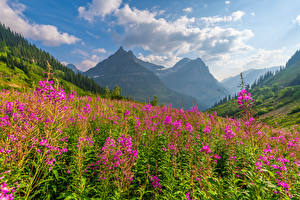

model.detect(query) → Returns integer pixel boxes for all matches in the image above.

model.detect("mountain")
[66,63,81,74]
[0,23,104,95]
[209,50,300,128]
[221,66,281,95]
[148,58,228,109]
[85,47,201,109]
[136,59,165,73]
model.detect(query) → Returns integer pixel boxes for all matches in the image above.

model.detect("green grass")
[209,85,300,129]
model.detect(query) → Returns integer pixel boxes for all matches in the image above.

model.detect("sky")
[1,0,300,80]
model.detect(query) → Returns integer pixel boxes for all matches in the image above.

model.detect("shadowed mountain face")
[85,47,203,110]
[221,66,281,95]
[141,58,228,109]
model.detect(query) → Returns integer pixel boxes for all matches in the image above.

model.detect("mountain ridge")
[147,57,228,108]
[85,47,202,109]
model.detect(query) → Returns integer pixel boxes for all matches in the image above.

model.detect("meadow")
[0,80,299,199]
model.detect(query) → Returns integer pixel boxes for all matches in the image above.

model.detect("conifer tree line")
[213,67,284,107]
[0,23,104,94]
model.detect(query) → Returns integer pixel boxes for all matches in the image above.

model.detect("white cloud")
[72,49,89,57]
[294,15,300,26]
[72,48,104,71]
[78,54,101,71]
[200,11,245,25]
[80,59,99,71]
[61,61,68,66]
[78,0,122,22]
[183,7,192,13]
[210,47,294,80]
[138,53,181,67]
[113,5,252,67]
[251,12,255,16]
[93,48,107,53]
[225,1,231,5]
[0,0,80,46]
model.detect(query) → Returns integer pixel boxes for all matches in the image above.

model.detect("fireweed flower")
[237,89,254,109]
[185,122,193,133]
[0,181,15,200]
[186,192,191,200]
[203,126,211,134]
[36,80,66,102]
[124,109,130,119]
[150,175,161,189]
[97,135,138,183]
[164,115,172,125]
[255,161,263,170]
[200,145,211,154]
[172,120,182,130]
[6,102,13,113]
[224,125,236,140]
[276,179,290,190]
[0,115,10,127]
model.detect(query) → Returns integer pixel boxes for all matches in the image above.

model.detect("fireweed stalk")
[94,135,138,193]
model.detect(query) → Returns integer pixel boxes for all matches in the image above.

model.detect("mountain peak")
[115,46,126,54]
[119,46,124,51]
[66,63,81,73]
[111,47,136,60]
[194,57,207,67]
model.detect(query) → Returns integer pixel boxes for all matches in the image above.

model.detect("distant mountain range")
[84,47,201,109]
[66,63,81,74]
[144,57,229,108]
[86,47,290,110]
[221,66,281,95]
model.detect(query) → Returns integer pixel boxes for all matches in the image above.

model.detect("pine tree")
[104,86,110,98]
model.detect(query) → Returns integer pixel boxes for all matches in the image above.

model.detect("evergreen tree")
[111,85,122,99]
[0,23,105,94]
[104,86,111,98]
[150,96,158,106]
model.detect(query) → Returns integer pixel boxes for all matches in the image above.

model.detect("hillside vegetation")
[0,24,104,95]
[210,50,300,129]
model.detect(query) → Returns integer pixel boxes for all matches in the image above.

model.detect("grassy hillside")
[209,50,300,129]
[0,23,104,95]
[209,84,300,129]
[0,55,92,96]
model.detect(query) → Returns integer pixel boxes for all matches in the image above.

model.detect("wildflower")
[0,182,15,200]
[256,161,263,170]
[237,89,254,109]
[164,115,172,125]
[124,109,130,119]
[200,145,211,154]
[185,122,193,133]
[172,120,182,130]
[6,102,13,113]
[150,175,161,189]
[229,156,237,161]
[223,125,236,140]
[277,179,289,190]
[186,192,191,200]
[203,126,211,134]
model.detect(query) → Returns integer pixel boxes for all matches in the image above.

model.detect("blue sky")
[1,0,300,80]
